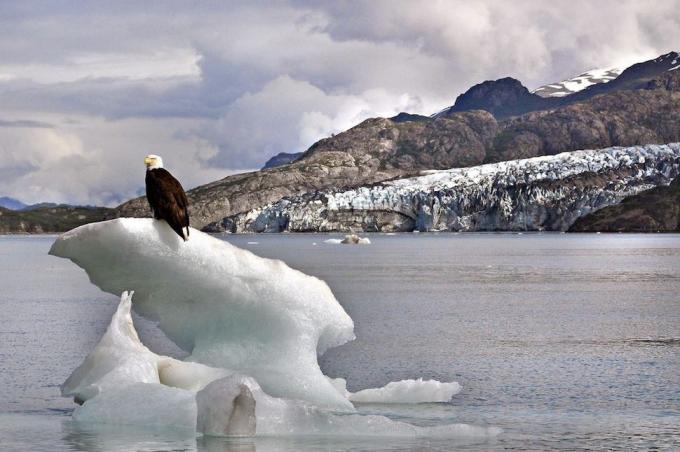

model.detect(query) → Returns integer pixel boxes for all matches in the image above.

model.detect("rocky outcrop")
[113,61,680,232]
[441,77,557,120]
[0,206,112,233]
[569,176,680,232]
[390,112,432,123]
[210,144,680,233]
[261,152,303,169]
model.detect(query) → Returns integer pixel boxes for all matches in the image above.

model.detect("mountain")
[0,197,66,211]
[486,70,680,162]
[569,175,680,232]
[21,202,60,211]
[436,51,678,120]
[440,77,558,120]
[565,51,679,103]
[113,54,680,231]
[0,205,112,234]
[262,53,676,171]
[209,144,680,233]
[261,152,303,169]
[0,197,27,210]
[533,67,623,98]
[113,110,500,228]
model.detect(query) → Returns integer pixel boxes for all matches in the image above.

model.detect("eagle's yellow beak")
[144,156,154,166]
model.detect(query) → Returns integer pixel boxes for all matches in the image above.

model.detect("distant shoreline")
[2,230,679,236]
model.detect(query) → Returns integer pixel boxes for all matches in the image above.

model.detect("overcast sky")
[0,0,678,206]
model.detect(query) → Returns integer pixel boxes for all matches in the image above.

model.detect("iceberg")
[50,218,354,409]
[50,218,499,439]
[63,291,256,434]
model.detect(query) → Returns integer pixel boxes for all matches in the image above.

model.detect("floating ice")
[328,377,461,404]
[50,219,355,409]
[349,378,462,404]
[341,234,371,244]
[324,234,371,244]
[61,290,161,404]
[65,291,496,439]
[51,219,498,440]
[64,292,254,434]
[73,382,197,430]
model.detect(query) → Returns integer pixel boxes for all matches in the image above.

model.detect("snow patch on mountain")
[533,67,623,98]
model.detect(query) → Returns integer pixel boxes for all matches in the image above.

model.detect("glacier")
[49,219,498,438]
[218,144,680,233]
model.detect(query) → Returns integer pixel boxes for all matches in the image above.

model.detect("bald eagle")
[144,154,190,241]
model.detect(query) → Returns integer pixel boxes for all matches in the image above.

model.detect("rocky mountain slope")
[438,51,678,120]
[113,109,500,228]
[569,176,680,232]
[207,144,680,233]
[113,55,680,232]
[566,51,679,103]
[0,206,112,234]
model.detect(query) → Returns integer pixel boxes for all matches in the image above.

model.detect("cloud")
[0,0,678,205]
[0,117,235,206]
[206,76,426,168]
[0,119,53,128]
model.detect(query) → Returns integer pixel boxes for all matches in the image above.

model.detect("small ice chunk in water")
[349,378,462,403]
[341,234,371,244]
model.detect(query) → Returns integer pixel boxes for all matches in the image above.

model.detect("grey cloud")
[0,119,53,128]
[0,0,678,205]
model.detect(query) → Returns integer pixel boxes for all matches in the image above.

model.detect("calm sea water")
[1,232,679,451]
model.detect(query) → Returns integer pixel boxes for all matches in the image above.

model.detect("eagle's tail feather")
[167,219,187,241]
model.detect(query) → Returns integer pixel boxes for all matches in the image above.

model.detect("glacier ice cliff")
[215,143,680,232]
[49,219,498,438]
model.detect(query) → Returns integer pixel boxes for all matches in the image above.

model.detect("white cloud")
[0,116,237,206]
[0,49,201,84]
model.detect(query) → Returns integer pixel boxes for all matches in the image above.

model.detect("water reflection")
[60,419,499,452]
[62,420,198,452]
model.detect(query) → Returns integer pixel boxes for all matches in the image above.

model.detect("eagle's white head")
[144,154,164,170]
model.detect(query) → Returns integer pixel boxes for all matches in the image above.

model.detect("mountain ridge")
[105,52,680,232]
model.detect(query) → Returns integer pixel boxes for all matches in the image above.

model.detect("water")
[1,233,679,450]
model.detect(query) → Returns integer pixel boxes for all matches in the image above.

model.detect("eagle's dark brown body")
[145,168,190,240]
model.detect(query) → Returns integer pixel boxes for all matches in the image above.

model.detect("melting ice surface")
[49,218,500,438]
